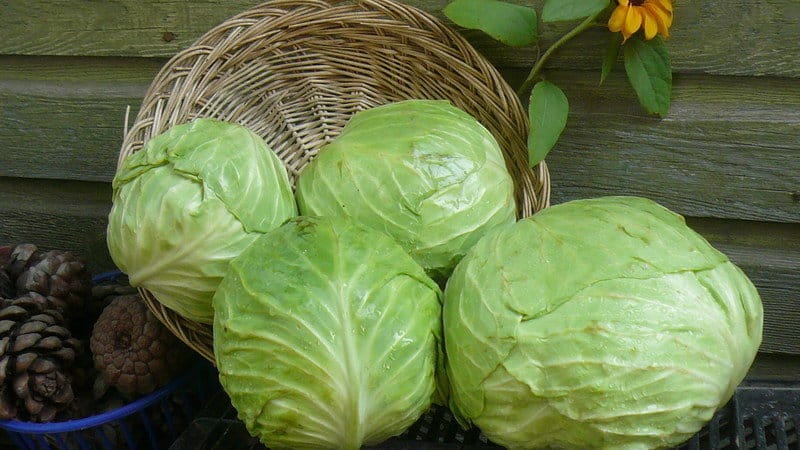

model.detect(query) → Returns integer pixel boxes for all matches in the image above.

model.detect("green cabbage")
[296,100,517,280]
[444,196,763,449]
[213,216,443,450]
[107,118,297,324]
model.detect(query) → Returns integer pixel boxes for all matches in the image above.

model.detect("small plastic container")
[0,271,219,450]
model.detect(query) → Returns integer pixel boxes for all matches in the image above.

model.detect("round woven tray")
[118,0,551,363]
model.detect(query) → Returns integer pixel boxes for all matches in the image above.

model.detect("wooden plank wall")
[0,0,798,375]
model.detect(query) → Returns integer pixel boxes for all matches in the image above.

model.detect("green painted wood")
[686,218,800,254]
[4,59,797,222]
[459,0,800,77]
[0,1,262,57]
[0,178,114,274]
[733,254,800,355]
[746,353,800,381]
[0,177,797,354]
[688,218,800,355]
[0,1,798,77]
[0,58,150,182]
[0,56,167,82]
[544,71,800,223]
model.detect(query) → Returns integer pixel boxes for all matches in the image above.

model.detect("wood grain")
[706,244,800,355]
[687,218,800,344]
[3,59,797,222]
[688,218,800,355]
[746,353,800,382]
[463,0,800,77]
[0,58,150,182]
[544,71,800,223]
[0,177,797,354]
[686,218,800,253]
[0,56,166,82]
[1,0,796,391]
[0,1,798,77]
[0,178,114,274]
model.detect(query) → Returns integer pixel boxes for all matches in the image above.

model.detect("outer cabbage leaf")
[444,196,763,449]
[107,118,297,323]
[213,216,443,450]
[296,100,517,280]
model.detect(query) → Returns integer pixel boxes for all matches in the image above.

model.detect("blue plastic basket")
[0,271,219,450]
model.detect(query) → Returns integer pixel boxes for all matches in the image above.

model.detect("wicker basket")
[118,0,551,363]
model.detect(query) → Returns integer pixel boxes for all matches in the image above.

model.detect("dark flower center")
[630,0,646,5]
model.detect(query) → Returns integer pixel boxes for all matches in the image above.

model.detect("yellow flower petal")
[608,5,628,33]
[642,12,658,39]
[662,7,674,29]
[648,1,674,25]
[609,0,673,41]
[645,3,673,37]
[654,0,673,13]
[623,7,643,40]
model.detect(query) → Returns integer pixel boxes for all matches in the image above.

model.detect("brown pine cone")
[7,245,92,314]
[0,295,82,422]
[0,246,12,267]
[2,244,38,279]
[0,244,12,298]
[90,295,193,398]
[83,274,138,332]
[0,270,13,300]
[0,292,69,320]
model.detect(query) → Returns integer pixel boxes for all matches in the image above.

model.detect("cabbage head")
[444,196,763,450]
[213,216,443,450]
[107,118,297,324]
[296,100,516,280]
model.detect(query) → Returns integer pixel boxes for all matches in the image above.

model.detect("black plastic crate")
[170,380,800,450]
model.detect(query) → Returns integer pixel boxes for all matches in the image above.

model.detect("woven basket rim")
[119,0,551,364]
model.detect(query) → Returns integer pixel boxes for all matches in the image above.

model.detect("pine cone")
[81,275,138,335]
[1,245,18,300]
[3,244,39,280]
[91,295,193,398]
[0,270,13,300]
[0,246,12,267]
[0,292,69,319]
[0,294,82,422]
[3,245,92,314]
[66,277,140,419]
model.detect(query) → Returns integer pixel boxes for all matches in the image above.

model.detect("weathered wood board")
[1,179,797,355]
[0,56,163,180]
[0,179,114,272]
[1,1,799,77]
[544,71,800,223]
[0,0,798,376]
[747,353,800,381]
[686,218,800,355]
[2,60,798,223]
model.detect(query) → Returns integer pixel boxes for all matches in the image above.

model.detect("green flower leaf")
[444,0,537,47]
[528,81,569,166]
[623,36,672,117]
[542,0,609,22]
[601,32,623,85]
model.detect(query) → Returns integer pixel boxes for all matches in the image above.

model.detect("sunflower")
[608,0,674,42]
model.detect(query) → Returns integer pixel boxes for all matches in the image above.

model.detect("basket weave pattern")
[118,0,551,363]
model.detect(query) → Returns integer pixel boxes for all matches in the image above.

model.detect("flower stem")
[517,8,607,99]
